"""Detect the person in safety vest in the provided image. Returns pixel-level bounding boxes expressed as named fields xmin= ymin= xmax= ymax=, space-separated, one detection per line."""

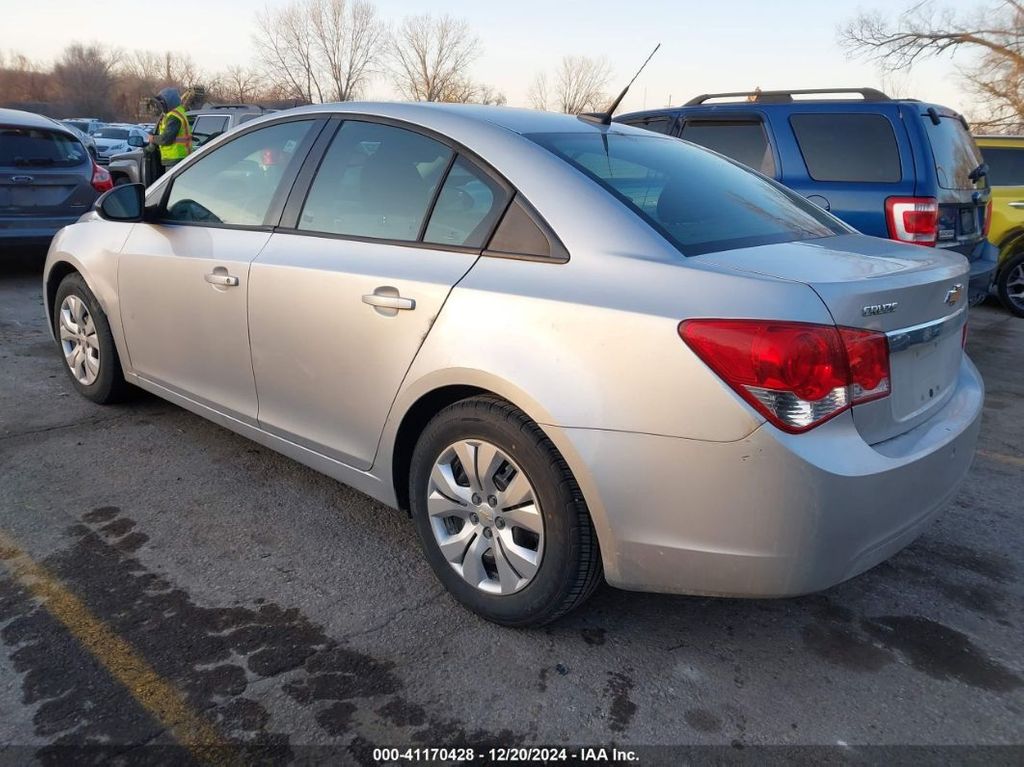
xmin=147 ymin=87 xmax=193 ymax=179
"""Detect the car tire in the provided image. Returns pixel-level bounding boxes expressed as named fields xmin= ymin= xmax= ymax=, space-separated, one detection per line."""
xmin=997 ymin=252 xmax=1024 ymax=318
xmin=53 ymin=272 xmax=131 ymax=404
xmin=409 ymin=396 xmax=602 ymax=627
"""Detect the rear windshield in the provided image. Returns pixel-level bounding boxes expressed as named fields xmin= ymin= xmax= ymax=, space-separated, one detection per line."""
xmin=93 ymin=128 xmax=129 ymax=140
xmin=790 ymin=113 xmax=901 ymax=183
xmin=978 ymin=146 xmax=1024 ymax=186
xmin=0 ymin=126 xmax=88 ymax=168
xmin=527 ymin=131 xmax=846 ymax=256
xmin=924 ymin=115 xmax=983 ymax=190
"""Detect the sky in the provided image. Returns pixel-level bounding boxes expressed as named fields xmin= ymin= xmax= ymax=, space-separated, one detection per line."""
xmin=0 ymin=0 xmax=986 ymax=118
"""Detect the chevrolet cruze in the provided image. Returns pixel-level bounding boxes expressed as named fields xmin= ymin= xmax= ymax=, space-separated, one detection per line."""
xmin=43 ymin=103 xmax=984 ymax=626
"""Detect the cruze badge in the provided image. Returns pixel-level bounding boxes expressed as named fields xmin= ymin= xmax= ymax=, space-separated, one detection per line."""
xmin=862 ymin=302 xmax=899 ymax=317
xmin=945 ymin=284 xmax=963 ymax=307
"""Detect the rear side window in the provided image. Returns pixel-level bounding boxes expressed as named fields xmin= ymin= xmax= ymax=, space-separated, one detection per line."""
xmin=299 ymin=121 xmax=451 ymax=241
xmin=790 ymin=113 xmax=901 ymax=183
xmin=923 ymin=115 xmax=983 ymax=190
xmin=980 ymin=146 xmax=1024 ymax=186
xmin=424 ymin=157 xmax=509 ymax=248
xmin=0 ymin=127 xmax=88 ymax=168
xmin=528 ymin=131 xmax=846 ymax=256
xmin=680 ymin=120 xmax=775 ymax=175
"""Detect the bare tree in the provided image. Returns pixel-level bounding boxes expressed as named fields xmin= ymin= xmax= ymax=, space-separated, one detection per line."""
xmin=53 ymin=44 xmax=120 ymax=118
xmin=388 ymin=14 xmax=483 ymax=101
xmin=222 ymin=65 xmax=264 ymax=103
xmin=840 ymin=1 xmax=1024 ymax=131
xmin=530 ymin=55 xmax=612 ymax=113
xmin=254 ymin=0 xmax=384 ymax=103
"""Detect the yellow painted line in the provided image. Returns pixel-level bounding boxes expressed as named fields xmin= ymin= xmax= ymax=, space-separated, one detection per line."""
xmin=0 ymin=529 xmax=239 ymax=766
xmin=977 ymin=449 xmax=1024 ymax=469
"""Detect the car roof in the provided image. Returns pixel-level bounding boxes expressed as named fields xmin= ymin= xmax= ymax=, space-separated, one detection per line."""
xmin=618 ymin=95 xmax=959 ymax=121
xmin=277 ymin=101 xmax=638 ymax=138
xmin=0 ymin=108 xmax=77 ymax=133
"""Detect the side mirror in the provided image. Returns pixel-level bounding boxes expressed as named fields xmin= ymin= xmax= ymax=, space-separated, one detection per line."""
xmin=128 ymin=134 xmax=145 ymax=147
xmin=95 ymin=183 xmax=145 ymax=222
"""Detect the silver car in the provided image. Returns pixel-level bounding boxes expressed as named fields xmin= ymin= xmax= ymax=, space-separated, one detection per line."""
xmin=42 ymin=103 xmax=983 ymax=626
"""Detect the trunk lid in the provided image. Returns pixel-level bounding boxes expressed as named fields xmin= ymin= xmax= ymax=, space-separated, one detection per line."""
xmin=0 ymin=124 xmax=95 ymax=214
xmin=697 ymin=233 xmax=970 ymax=444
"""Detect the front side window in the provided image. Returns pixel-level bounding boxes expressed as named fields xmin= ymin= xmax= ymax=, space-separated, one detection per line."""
xmin=299 ymin=121 xmax=452 ymax=241
xmin=980 ymin=146 xmax=1024 ymax=187
xmin=790 ymin=113 xmax=901 ymax=183
xmin=424 ymin=157 xmax=508 ymax=248
xmin=192 ymin=115 xmax=230 ymax=146
xmin=163 ymin=119 xmax=314 ymax=226
xmin=680 ymin=120 xmax=776 ymax=176
xmin=528 ymin=131 xmax=846 ymax=256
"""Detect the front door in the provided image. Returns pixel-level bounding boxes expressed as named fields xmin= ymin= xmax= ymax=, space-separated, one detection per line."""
xmin=118 ymin=118 xmax=320 ymax=421
xmin=249 ymin=119 xmax=510 ymax=469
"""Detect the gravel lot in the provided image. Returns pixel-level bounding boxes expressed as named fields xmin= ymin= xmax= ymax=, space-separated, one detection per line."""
xmin=1 ymin=250 xmax=1022 ymax=762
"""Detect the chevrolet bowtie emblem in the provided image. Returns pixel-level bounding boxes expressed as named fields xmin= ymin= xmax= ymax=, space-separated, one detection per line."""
xmin=945 ymin=284 xmax=963 ymax=307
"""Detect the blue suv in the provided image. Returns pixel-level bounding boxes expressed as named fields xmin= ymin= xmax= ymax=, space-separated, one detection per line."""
xmin=617 ymin=88 xmax=997 ymax=304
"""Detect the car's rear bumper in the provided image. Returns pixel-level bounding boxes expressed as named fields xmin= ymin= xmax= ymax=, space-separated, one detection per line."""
xmin=555 ymin=355 xmax=984 ymax=597
xmin=0 ymin=215 xmax=82 ymax=244
xmin=947 ymin=239 xmax=998 ymax=304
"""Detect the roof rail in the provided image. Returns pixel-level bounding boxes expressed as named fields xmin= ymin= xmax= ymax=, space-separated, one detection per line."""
xmin=684 ymin=88 xmax=891 ymax=106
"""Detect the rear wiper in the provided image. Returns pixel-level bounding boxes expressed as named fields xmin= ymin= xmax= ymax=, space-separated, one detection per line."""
xmin=969 ymin=162 xmax=988 ymax=182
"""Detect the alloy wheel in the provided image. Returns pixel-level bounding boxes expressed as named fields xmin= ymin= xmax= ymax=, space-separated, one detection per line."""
xmin=1006 ymin=261 xmax=1024 ymax=311
xmin=427 ymin=439 xmax=544 ymax=595
xmin=59 ymin=294 xmax=100 ymax=385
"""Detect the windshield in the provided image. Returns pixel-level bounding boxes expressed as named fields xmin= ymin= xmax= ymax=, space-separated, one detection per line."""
xmin=924 ymin=115 xmax=984 ymax=190
xmin=528 ymin=131 xmax=846 ymax=256
xmin=0 ymin=126 xmax=88 ymax=168
xmin=94 ymin=128 xmax=130 ymax=140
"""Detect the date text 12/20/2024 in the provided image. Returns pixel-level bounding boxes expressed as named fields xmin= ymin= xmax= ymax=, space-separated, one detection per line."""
xmin=372 ymin=747 xmax=640 ymax=763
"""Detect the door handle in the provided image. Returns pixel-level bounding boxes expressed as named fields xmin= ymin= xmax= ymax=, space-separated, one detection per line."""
xmin=204 ymin=272 xmax=239 ymax=287
xmin=362 ymin=293 xmax=415 ymax=311
xmin=1009 ymin=201 xmax=1024 ymax=209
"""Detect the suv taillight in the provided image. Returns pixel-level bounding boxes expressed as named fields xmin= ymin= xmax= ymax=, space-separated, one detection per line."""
xmin=679 ymin=320 xmax=891 ymax=433
xmin=885 ymin=196 xmax=938 ymax=246
xmin=91 ymin=163 xmax=113 ymax=193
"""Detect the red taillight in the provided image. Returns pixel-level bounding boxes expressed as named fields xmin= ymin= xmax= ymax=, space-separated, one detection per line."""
xmin=885 ymin=196 xmax=938 ymax=246
xmin=679 ymin=319 xmax=891 ymax=433
xmin=983 ymin=200 xmax=992 ymax=237
xmin=91 ymin=163 xmax=113 ymax=193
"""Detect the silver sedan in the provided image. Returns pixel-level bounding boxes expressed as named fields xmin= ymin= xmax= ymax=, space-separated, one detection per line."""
xmin=43 ymin=103 xmax=984 ymax=626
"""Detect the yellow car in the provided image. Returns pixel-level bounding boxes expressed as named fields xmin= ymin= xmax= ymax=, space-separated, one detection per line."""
xmin=975 ymin=135 xmax=1024 ymax=316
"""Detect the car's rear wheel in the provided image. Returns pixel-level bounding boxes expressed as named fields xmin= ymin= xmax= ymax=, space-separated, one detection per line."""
xmin=53 ymin=273 xmax=130 ymax=403
xmin=997 ymin=252 xmax=1024 ymax=317
xmin=409 ymin=396 xmax=602 ymax=627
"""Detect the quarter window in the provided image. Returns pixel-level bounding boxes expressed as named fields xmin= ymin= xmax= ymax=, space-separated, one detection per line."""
xmin=680 ymin=120 xmax=776 ymax=175
xmin=790 ymin=113 xmax=901 ymax=183
xmin=163 ymin=119 xmax=314 ymax=226
xmin=299 ymin=121 xmax=452 ymax=241
xmin=424 ymin=157 xmax=509 ymax=248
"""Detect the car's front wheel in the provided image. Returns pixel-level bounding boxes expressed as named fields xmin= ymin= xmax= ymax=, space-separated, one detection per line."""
xmin=997 ymin=252 xmax=1024 ymax=317
xmin=53 ymin=273 xmax=130 ymax=403
xmin=409 ymin=396 xmax=602 ymax=626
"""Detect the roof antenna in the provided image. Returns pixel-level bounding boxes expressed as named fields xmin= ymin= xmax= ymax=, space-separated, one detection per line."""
xmin=580 ymin=43 xmax=661 ymax=126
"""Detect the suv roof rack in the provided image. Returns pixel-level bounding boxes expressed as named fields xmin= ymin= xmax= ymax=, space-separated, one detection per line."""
xmin=684 ymin=88 xmax=891 ymax=106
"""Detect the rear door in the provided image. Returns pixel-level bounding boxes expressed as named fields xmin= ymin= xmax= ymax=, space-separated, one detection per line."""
xmin=0 ymin=124 xmax=95 ymax=223
xmin=977 ymin=142 xmax=1024 ymax=244
xmin=118 ymin=117 xmax=322 ymax=421
xmin=249 ymin=118 xmax=510 ymax=469
xmin=778 ymin=106 xmax=915 ymax=237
